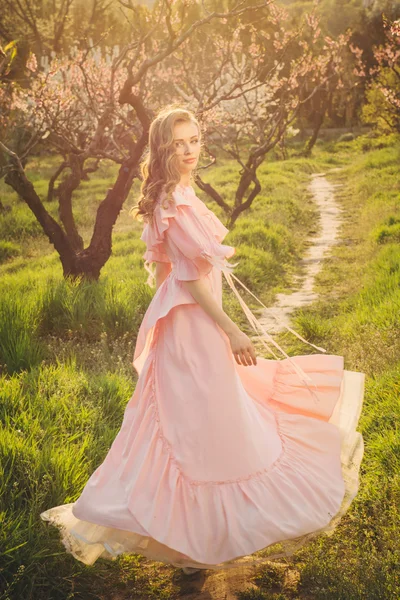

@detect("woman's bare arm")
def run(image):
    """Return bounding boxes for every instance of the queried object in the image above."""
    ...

[182,278,239,336]
[181,278,257,366]
[152,266,256,366]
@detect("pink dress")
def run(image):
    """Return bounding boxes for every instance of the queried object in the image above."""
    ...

[40,184,365,570]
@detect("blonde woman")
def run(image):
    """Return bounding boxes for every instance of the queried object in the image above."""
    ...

[41,107,365,577]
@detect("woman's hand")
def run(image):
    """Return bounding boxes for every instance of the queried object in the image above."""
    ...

[226,327,257,366]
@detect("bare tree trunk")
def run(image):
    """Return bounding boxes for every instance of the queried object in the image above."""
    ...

[57,154,84,252]
[5,167,78,275]
[47,161,67,202]
[302,91,331,158]
[71,157,141,280]
[4,141,145,280]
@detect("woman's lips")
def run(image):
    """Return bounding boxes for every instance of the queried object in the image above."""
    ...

[183,158,196,163]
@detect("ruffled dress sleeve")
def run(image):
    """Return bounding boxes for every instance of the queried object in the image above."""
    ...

[140,189,238,285]
[140,226,171,265]
[165,203,238,281]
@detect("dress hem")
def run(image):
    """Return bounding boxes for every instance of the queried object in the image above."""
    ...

[40,338,365,568]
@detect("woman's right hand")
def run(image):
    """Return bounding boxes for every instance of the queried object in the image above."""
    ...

[226,326,257,366]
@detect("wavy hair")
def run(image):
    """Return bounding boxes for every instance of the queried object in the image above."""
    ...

[130,106,203,226]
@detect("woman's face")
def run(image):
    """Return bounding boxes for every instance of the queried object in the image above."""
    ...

[172,120,201,175]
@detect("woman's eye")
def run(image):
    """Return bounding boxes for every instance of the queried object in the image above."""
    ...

[175,139,199,147]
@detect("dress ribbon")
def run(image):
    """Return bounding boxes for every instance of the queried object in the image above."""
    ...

[205,255,326,405]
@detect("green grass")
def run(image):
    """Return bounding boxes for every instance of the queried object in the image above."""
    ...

[0,143,324,356]
[1,131,399,599]
[240,132,399,600]
[0,241,20,263]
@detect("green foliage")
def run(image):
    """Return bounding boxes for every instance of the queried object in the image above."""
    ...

[372,216,400,244]
[0,275,153,378]
[0,293,46,374]
[0,202,43,241]
[0,241,20,263]
[37,276,150,341]
[224,220,297,299]
[0,360,135,600]
[362,67,400,134]
[228,219,296,260]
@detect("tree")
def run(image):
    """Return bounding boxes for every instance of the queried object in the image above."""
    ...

[0,0,364,279]
[156,4,361,223]
[1,0,275,280]
[0,0,120,60]
[361,17,400,132]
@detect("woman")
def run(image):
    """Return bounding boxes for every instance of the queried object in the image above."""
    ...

[41,106,365,576]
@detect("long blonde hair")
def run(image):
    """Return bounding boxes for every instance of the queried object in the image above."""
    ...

[130,105,202,225]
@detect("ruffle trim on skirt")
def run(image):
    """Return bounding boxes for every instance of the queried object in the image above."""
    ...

[40,335,365,570]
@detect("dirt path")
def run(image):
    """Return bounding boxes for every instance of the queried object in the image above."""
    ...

[255,168,344,335]
[171,560,263,599]
[142,557,294,600]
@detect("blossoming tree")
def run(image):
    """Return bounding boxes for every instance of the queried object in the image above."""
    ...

[1,0,277,278]
[155,4,362,226]
[360,17,400,132]
[0,0,363,278]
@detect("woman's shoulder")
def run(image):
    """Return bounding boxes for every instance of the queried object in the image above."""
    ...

[141,186,196,243]
[155,185,194,215]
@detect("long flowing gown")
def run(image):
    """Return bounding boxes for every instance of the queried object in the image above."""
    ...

[40,184,365,571]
